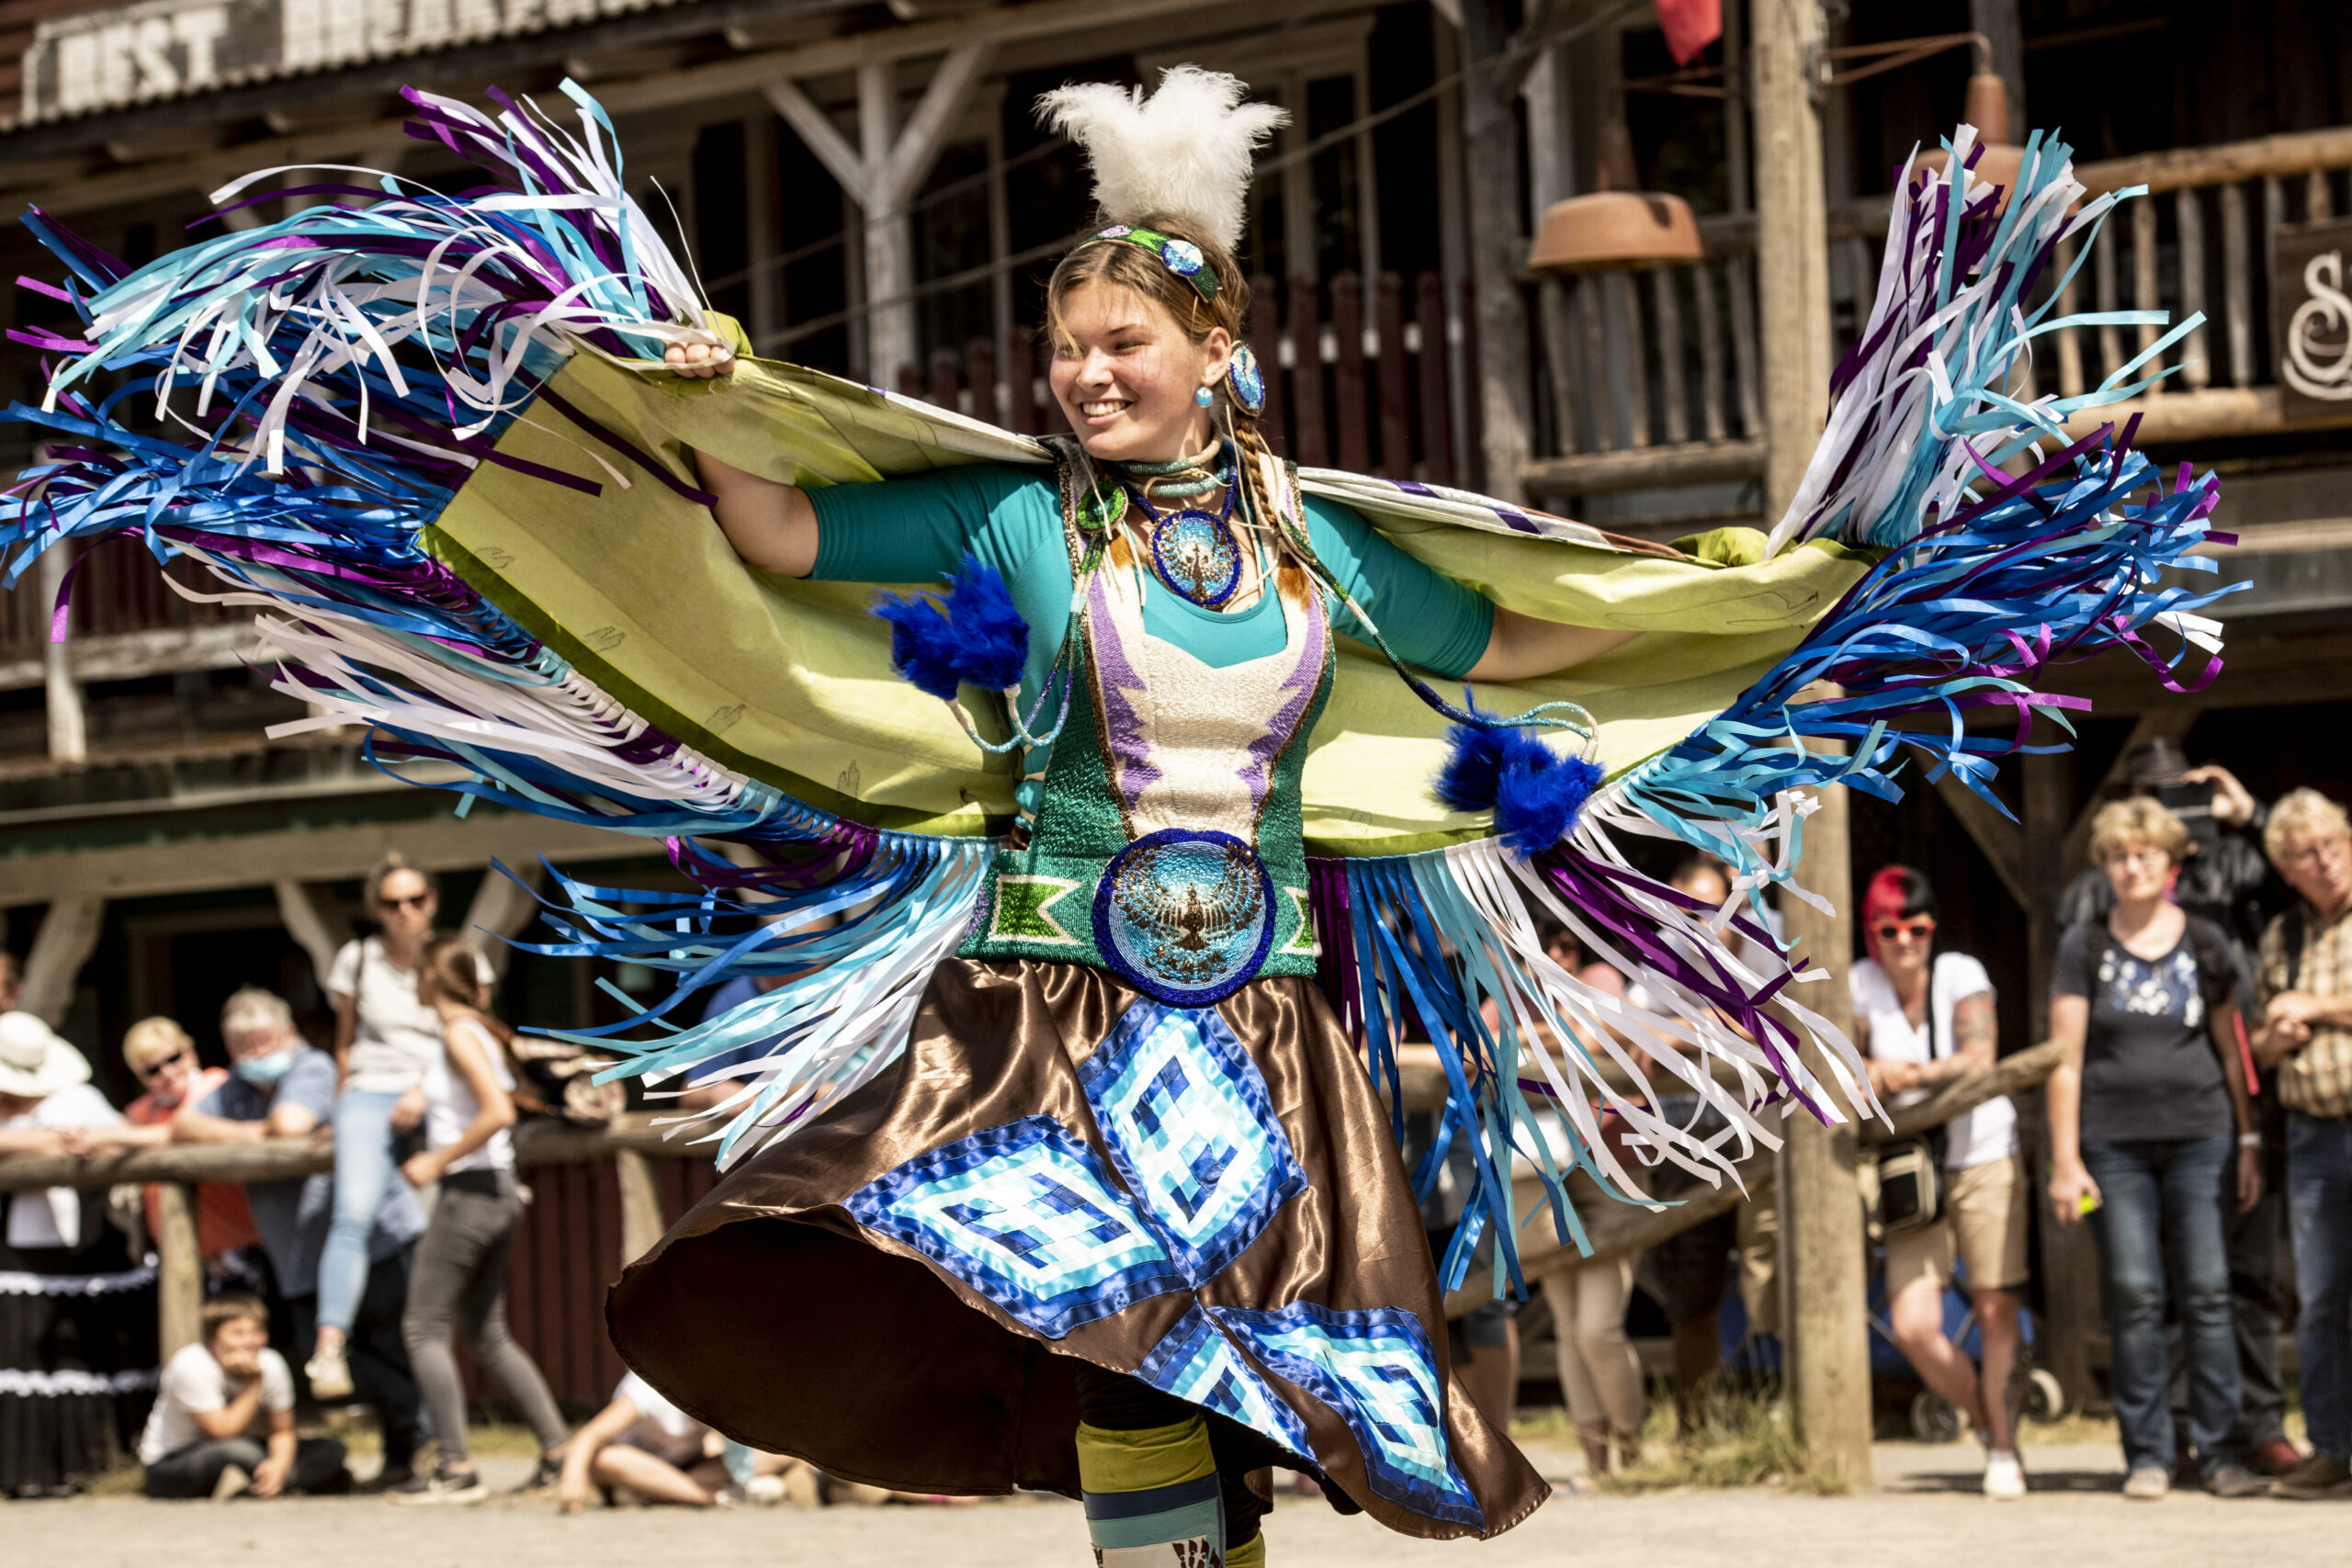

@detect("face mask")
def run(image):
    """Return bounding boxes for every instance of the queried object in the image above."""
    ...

[234,1049,295,1089]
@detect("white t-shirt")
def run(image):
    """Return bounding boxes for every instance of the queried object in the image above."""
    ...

[1849,953,2015,1168]
[2,1081,120,1249]
[422,1016,515,1174]
[616,1371,703,1441]
[139,1341,294,1464]
[328,938,494,1096]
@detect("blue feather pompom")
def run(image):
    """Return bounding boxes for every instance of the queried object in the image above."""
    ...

[872,554,1029,701]
[1435,714,1604,857]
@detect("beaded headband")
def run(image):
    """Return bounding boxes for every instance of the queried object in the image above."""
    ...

[1080,224,1217,301]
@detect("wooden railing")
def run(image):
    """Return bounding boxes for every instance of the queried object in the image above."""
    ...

[0,534,241,689]
[1523,124,2352,502]
[0,1113,703,1378]
[1438,1038,2064,1316]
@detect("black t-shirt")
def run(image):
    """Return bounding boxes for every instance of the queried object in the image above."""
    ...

[2053,919,2233,1144]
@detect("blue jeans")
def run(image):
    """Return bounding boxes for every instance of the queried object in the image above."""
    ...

[2082,1134,2241,1473]
[2287,1111,2352,1461]
[317,1088,401,1334]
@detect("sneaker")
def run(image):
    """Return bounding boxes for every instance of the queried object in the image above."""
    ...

[387,1463,488,1506]
[2274,1451,2352,1500]
[304,1346,354,1401]
[2122,1465,2170,1502]
[509,1455,562,1495]
[2250,1438,2306,1477]
[211,1465,253,1503]
[1983,1450,2027,1501]
[2206,1462,2269,1499]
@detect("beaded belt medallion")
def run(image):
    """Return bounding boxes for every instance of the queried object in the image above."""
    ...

[1091,829,1276,1007]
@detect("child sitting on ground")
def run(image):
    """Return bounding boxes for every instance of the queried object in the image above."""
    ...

[140,1294,350,1500]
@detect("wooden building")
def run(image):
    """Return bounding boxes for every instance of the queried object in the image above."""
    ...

[5,0,2352,1423]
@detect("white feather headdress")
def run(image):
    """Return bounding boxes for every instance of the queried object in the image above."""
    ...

[1035,66,1287,254]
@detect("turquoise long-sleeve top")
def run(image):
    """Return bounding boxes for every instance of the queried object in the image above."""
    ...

[806,464,1495,717]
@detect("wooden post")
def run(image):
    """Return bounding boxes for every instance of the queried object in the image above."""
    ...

[1778,773,1876,1490]
[1755,0,1872,1489]
[614,1150,665,1273]
[1457,0,1533,502]
[39,545,86,763]
[2020,746,2096,1408]
[155,1181,204,1360]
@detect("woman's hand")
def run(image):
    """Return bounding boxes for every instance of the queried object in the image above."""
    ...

[2049,1158,2100,1226]
[401,1149,441,1190]
[389,1088,426,1134]
[665,342,736,379]
[1866,1058,1923,1097]
[2238,1142,2264,1213]
[557,1472,591,1515]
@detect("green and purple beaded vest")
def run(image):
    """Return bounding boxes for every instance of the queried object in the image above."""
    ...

[960,454,1331,1004]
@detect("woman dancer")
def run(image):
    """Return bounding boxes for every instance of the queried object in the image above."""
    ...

[4,67,2229,1560]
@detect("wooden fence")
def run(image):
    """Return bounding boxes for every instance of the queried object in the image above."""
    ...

[0,1114,715,1410]
[891,269,1476,489]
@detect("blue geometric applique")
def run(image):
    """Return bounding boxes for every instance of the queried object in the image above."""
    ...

[1216,1303,1482,1528]
[1136,1307,1311,1460]
[844,1116,1189,1338]
[1077,1002,1306,1283]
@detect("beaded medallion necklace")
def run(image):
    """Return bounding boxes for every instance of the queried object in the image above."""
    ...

[1104,445,1246,609]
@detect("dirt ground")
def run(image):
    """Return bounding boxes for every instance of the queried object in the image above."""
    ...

[12,1438,2348,1568]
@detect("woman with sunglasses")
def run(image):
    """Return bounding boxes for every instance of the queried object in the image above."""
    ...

[2049,799,2265,1502]
[1849,867,2028,1498]
[120,1017,261,1282]
[309,853,492,1400]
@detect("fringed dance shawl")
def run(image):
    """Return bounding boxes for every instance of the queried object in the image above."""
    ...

[3,91,2231,1295]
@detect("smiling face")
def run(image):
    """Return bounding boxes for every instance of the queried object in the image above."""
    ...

[1048,281,1231,464]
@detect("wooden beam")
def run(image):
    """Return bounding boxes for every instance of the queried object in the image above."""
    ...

[0,812,649,908]
[0,622,256,694]
[2055,386,2352,446]
[272,881,351,995]
[1521,438,1768,497]
[1931,773,2030,910]
[0,1111,697,1192]
[461,859,550,982]
[2073,124,2352,198]
[20,895,104,1027]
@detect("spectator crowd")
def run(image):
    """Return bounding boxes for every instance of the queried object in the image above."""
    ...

[0,854,964,1511]
[4,755,2352,1511]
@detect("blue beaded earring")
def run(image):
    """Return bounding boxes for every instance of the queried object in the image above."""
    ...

[1194,386,1215,407]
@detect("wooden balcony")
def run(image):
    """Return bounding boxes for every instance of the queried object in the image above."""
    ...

[1523,124,2352,504]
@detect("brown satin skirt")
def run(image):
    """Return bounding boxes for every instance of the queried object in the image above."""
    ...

[606,959,1547,1540]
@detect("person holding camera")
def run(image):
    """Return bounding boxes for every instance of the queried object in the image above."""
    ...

[1850,866,2028,1499]
[2049,799,2265,1501]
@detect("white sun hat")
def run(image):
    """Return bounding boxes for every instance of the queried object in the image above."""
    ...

[0,1010,93,1100]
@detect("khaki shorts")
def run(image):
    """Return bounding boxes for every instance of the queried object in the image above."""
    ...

[1884,1153,2030,1295]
